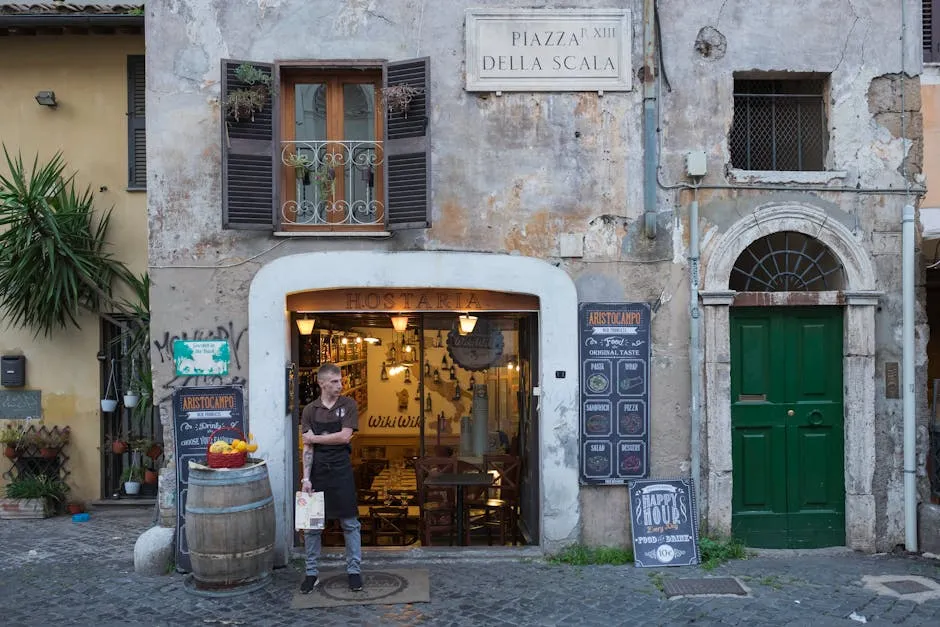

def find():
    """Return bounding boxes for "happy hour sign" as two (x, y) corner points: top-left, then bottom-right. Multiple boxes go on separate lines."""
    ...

(579, 302), (650, 484)
(629, 478), (700, 567)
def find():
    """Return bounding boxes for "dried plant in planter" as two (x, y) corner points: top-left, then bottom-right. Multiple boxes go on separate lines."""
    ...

(225, 63), (273, 123)
(381, 84), (424, 118)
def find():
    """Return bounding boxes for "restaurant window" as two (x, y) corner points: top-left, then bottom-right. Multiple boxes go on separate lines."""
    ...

(220, 58), (430, 232)
(729, 77), (828, 172)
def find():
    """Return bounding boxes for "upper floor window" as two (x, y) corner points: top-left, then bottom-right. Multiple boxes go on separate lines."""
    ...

(221, 58), (429, 233)
(926, 1), (938, 62)
(730, 77), (827, 172)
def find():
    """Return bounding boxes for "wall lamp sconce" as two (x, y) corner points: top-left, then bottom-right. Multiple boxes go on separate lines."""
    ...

(458, 313), (478, 335)
(295, 314), (316, 335)
(35, 91), (58, 107)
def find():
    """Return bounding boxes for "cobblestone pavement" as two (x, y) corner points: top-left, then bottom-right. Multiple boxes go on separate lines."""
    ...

(2, 510), (940, 626)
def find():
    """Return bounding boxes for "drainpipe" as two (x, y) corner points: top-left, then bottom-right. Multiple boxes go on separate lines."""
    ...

(902, 202), (917, 551)
(689, 184), (703, 515)
(642, 0), (658, 239)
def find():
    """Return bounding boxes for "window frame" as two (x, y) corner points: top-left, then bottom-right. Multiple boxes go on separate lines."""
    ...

(276, 61), (386, 233)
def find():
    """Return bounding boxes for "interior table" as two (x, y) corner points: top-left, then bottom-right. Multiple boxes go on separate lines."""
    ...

(423, 472), (494, 546)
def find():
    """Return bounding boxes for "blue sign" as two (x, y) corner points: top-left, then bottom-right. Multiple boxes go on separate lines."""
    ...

(579, 302), (650, 484)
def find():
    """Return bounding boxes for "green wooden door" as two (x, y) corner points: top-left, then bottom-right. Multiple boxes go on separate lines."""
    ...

(730, 307), (844, 548)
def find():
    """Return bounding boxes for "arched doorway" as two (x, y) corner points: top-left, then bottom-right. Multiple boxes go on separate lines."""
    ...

(700, 202), (881, 550)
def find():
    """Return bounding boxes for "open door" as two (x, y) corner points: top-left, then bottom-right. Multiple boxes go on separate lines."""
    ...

(517, 313), (540, 544)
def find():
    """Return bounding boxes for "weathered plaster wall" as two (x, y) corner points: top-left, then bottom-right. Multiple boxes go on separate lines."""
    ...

(0, 35), (147, 502)
(147, 0), (925, 551)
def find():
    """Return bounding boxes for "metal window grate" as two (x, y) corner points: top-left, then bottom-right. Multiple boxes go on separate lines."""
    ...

(926, 0), (936, 62)
(730, 231), (845, 292)
(730, 79), (827, 171)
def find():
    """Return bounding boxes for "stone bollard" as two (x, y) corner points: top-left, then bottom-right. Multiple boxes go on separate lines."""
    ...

(134, 525), (176, 575)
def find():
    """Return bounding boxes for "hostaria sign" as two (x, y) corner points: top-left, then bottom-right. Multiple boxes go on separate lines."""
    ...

(465, 8), (632, 92)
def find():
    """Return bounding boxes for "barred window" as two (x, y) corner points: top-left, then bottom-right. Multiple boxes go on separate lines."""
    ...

(926, 0), (939, 63)
(730, 78), (827, 172)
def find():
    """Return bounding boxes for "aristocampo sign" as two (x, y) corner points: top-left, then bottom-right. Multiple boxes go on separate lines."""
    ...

(465, 9), (632, 92)
(287, 288), (539, 313)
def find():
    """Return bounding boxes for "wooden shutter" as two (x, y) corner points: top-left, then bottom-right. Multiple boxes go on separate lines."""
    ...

(221, 59), (276, 230)
(127, 55), (146, 189)
(926, 1), (940, 62)
(384, 57), (431, 230)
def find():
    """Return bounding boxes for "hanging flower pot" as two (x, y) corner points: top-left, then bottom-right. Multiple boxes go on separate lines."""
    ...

(101, 358), (118, 413)
(146, 443), (163, 459)
(123, 392), (140, 408)
(111, 440), (128, 455)
(4, 445), (17, 459)
(101, 398), (118, 412)
(40, 447), (59, 460)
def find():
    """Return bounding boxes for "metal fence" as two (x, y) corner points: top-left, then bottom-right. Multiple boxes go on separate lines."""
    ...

(730, 80), (827, 171)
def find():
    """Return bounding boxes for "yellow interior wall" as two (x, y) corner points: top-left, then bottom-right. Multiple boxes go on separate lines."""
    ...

(923, 84), (940, 209)
(0, 35), (146, 503)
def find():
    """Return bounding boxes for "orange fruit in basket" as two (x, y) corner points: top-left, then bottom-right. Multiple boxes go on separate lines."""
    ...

(246, 443), (258, 453)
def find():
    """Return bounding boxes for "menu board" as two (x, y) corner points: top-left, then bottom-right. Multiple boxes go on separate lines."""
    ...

(629, 478), (700, 567)
(579, 302), (650, 484)
(173, 385), (245, 572)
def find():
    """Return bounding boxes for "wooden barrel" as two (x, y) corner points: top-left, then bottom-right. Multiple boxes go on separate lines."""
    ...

(185, 460), (275, 592)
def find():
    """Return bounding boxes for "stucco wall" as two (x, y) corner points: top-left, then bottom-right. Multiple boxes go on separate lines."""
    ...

(0, 35), (147, 502)
(146, 0), (926, 552)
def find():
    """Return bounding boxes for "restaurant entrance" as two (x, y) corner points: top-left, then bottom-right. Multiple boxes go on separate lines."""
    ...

(287, 288), (539, 548)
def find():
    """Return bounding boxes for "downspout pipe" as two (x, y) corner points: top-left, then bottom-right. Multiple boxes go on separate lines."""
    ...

(902, 202), (917, 551)
(689, 184), (703, 515)
(642, 0), (658, 239)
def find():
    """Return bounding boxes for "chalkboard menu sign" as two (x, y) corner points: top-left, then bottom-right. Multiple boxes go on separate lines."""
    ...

(173, 385), (245, 572)
(579, 302), (650, 484)
(629, 478), (699, 567)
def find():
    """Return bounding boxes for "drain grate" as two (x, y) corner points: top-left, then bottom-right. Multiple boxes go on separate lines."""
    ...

(662, 577), (747, 598)
(883, 580), (932, 595)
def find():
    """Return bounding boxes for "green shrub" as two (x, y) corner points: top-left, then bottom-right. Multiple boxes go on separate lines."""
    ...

(5, 474), (69, 502)
(698, 535), (748, 570)
(547, 544), (634, 566)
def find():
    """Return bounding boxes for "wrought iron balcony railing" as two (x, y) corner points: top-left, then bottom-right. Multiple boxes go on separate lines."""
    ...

(280, 140), (384, 226)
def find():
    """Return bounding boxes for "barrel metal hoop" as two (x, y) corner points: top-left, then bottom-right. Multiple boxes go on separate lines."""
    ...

(188, 472), (267, 487)
(186, 496), (274, 515)
(189, 544), (275, 560)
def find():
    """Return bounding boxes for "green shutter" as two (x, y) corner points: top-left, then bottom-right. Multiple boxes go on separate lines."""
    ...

(221, 59), (276, 230)
(127, 55), (146, 189)
(385, 57), (430, 230)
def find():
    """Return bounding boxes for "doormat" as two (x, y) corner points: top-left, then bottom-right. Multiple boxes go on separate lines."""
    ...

(290, 569), (430, 608)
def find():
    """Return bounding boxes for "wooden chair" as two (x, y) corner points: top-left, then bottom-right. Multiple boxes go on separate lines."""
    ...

(479, 454), (521, 545)
(370, 506), (412, 545)
(357, 488), (379, 504)
(414, 456), (458, 546)
(386, 489), (417, 506)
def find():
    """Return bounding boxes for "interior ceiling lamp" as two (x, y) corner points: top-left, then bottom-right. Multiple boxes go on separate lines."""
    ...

(295, 314), (316, 335)
(363, 336), (381, 345)
(457, 313), (478, 335)
(35, 90), (57, 107)
(390, 315), (409, 332)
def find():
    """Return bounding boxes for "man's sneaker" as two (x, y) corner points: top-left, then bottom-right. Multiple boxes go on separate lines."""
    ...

(300, 575), (319, 594)
(348, 573), (363, 592)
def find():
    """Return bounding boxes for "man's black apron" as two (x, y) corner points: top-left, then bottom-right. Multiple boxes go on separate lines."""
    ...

(312, 419), (358, 520)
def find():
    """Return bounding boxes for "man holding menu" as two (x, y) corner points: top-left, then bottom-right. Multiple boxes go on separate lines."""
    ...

(299, 363), (362, 593)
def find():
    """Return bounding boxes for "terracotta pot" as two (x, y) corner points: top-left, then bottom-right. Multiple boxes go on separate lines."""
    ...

(146, 444), (163, 459)
(67, 503), (84, 515)
(3, 446), (17, 459)
(40, 447), (59, 460)
(144, 469), (158, 485)
(111, 440), (128, 455)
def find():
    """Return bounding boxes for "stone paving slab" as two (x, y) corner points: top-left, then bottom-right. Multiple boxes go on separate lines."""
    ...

(1, 512), (940, 625)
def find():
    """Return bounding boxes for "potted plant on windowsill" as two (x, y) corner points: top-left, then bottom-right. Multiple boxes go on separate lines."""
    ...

(286, 152), (314, 184)
(121, 465), (144, 496)
(0, 474), (69, 519)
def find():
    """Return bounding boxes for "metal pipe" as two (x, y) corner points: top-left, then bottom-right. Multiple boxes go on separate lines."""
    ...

(689, 185), (703, 519)
(642, 0), (658, 239)
(902, 203), (917, 551)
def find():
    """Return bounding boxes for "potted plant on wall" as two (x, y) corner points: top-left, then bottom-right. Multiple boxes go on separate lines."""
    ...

(121, 465), (143, 496)
(225, 63), (272, 123)
(0, 424), (25, 458)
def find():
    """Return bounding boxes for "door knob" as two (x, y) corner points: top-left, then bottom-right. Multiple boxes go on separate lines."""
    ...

(787, 409), (795, 416)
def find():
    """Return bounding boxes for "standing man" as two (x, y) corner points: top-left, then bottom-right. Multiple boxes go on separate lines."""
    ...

(299, 363), (363, 593)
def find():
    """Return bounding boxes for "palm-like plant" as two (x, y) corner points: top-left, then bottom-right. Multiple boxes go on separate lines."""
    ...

(0, 147), (144, 336)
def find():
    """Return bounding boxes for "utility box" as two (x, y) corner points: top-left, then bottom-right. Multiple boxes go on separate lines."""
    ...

(1, 355), (25, 387)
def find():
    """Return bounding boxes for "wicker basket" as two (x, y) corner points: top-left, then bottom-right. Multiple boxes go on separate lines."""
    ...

(205, 426), (248, 469)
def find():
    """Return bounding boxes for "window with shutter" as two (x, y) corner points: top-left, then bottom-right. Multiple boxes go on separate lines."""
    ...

(222, 58), (431, 232)
(126, 55), (146, 190)
(222, 59), (276, 229)
(926, 0), (939, 63)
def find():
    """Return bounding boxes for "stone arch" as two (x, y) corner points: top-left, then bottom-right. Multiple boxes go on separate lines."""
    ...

(699, 200), (881, 551)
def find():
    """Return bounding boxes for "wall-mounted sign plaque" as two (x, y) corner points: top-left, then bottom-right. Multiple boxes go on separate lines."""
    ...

(446, 319), (505, 371)
(579, 302), (650, 484)
(465, 9), (632, 92)
(173, 340), (230, 376)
